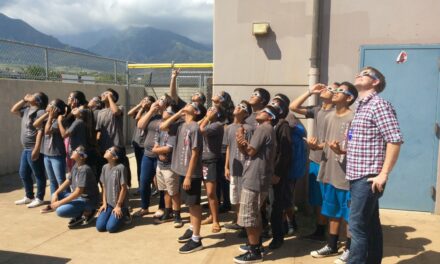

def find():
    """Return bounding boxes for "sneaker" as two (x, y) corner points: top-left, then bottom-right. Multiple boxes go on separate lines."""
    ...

(153, 209), (164, 218)
(27, 198), (44, 208)
(239, 244), (265, 255)
(82, 213), (95, 226)
(233, 251), (263, 263)
(224, 222), (242, 230)
(15, 197), (32, 205)
(151, 187), (158, 196)
(40, 205), (54, 213)
(178, 239), (203, 254)
(68, 216), (84, 228)
(334, 249), (350, 264)
(154, 212), (174, 224)
(178, 228), (193, 243)
(173, 214), (184, 228)
(311, 245), (339, 258)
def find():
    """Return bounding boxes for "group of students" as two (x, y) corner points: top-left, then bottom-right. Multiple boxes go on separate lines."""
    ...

(11, 66), (402, 264)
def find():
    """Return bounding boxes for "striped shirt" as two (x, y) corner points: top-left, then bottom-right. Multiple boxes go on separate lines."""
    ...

(346, 92), (403, 180)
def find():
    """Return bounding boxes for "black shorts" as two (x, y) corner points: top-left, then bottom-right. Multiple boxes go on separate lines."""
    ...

(202, 159), (218, 182)
(179, 176), (202, 206)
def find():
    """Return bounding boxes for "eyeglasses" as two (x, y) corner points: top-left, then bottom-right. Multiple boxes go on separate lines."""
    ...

(251, 91), (262, 98)
(106, 148), (117, 158)
(357, 70), (379, 80)
(270, 101), (284, 114)
(333, 88), (354, 96)
(261, 108), (276, 119)
(237, 103), (249, 113)
(326, 86), (335, 92)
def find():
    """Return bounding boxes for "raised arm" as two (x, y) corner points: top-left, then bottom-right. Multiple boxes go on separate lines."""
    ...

(289, 83), (326, 115)
(169, 68), (180, 102)
(137, 102), (159, 129)
(10, 94), (32, 116)
(160, 108), (183, 131)
(33, 112), (49, 129)
(105, 93), (122, 116)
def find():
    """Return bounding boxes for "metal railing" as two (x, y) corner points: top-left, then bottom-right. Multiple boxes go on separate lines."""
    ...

(0, 38), (127, 84)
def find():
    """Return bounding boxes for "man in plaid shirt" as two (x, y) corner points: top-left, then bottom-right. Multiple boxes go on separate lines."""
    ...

(344, 67), (403, 264)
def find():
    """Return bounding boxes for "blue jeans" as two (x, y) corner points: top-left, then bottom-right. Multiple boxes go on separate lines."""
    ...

(139, 155), (157, 209)
(96, 205), (128, 233)
(56, 192), (96, 218)
(19, 149), (46, 200)
(43, 155), (66, 195)
(348, 176), (383, 264)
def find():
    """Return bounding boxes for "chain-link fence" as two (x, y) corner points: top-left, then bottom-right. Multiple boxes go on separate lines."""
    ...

(128, 67), (213, 107)
(0, 39), (127, 84)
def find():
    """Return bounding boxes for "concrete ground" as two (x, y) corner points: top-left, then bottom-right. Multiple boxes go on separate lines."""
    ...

(1, 154), (440, 264)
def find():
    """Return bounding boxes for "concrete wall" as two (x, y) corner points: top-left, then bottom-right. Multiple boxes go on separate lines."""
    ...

(322, 0), (440, 83)
(0, 79), (135, 175)
(213, 0), (313, 102)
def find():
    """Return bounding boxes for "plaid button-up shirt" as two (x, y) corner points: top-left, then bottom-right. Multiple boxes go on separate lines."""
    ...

(346, 92), (403, 180)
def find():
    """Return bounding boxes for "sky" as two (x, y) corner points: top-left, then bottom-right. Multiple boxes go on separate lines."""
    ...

(0, 0), (213, 44)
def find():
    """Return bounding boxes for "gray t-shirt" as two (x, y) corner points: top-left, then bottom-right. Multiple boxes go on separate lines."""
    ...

(225, 123), (253, 177)
(100, 163), (129, 208)
(143, 115), (162, 158)
(318, 111), (353, 190)
(171, 121), (203, 178)
(305, 106), (335, 163)
(155, 129), (176, 169)
(242, 123), (275, 192)
(202, 121), (224, 160)
(69, 164), (99, 202)
(96, 107), (124, 152)
(132, 125), (146, 146)
(244, 112), (258, 131)
(20, 107), (45, 149)
(41, 120), (66, 157)
(67, 119), (87, 154)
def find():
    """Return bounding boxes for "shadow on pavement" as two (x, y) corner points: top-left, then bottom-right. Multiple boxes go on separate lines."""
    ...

(383, 224), (431, 258)
(396, 250), (440, 264)
(0, 250), (70, 264)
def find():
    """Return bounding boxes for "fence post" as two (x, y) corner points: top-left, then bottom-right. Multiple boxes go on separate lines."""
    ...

(44, 48), (49, 80)
(114, 60), (117, 84)
(125, 61), (130, 145)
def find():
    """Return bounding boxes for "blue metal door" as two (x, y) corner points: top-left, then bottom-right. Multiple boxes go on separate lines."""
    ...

(360, 45), (440, 212)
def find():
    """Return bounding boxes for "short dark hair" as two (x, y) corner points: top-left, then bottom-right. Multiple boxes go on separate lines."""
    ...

(363, 66), (386, 93)
(273, 93), (290, 119)
(240, 100), (252, 117)
(194, 103), (207, 122)
(34, 92), (48, 109)
(71, 91), (87, 106)
(340, 81), (358, 106)
(53, 99), (67, 115)
(146, 96), (156, 103)
(254, 87), (270, 105)
(106, 88), (119, 102)
(264, 104), (280, 126)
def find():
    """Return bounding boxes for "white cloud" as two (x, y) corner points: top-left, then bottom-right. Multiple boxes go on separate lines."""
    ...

(0, 0), (213, 43)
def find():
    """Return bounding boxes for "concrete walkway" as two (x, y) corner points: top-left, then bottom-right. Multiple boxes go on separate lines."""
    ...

(1, 155), (439, 264)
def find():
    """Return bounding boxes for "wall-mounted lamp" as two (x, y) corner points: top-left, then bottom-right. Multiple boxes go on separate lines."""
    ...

(252, 22), (270, 36)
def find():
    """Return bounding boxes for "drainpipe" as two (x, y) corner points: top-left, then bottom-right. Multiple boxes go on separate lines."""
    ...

(307, 0), (322, 135)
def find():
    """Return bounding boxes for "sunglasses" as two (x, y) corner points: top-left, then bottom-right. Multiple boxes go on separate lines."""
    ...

(270, 101), (284, 114)
(237, 103), (249, 113)
(333, 88), (354, 97)
(251, 91), (262, 98)
(106, 148), (118, 158)
(326, 86), (335, 92)
(261, 108), (276, 119)
(358, 70), (379, 80)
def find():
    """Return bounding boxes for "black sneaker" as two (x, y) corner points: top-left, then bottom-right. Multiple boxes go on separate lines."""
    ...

(178, 239), (203, 254)
(154, 212), (174, 224)
(310, 244), (339, 258)
(81, 215), (95, 226)
(238, 244), (265, 255)
(224, 222), (242, 230)
(178, 228), (193, 243)
(173, 215), (184, 228)
(268, 238), (284, 250)
(233, 251), (263, 263)
(68, 216), (83, 228)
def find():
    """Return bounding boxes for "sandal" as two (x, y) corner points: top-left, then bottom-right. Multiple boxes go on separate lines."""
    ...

(212, 222), (221, 233)
(201, 215), (213, 225)
(133, 209), (149, 217)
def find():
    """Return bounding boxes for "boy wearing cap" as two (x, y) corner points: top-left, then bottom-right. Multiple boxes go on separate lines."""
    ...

(233, 105), (278, 263)
(160, 102), (206, 254)
(246, 88), (271, 130)
(267, 94), (292, 250)
(224, 100), (253, 229)
(289, 83), (338, 240)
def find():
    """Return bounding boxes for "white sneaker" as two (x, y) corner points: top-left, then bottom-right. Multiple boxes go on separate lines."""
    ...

(27, 198), (44, 208)
(334, 249), (350, 264)
(15, 197), (32, 205)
